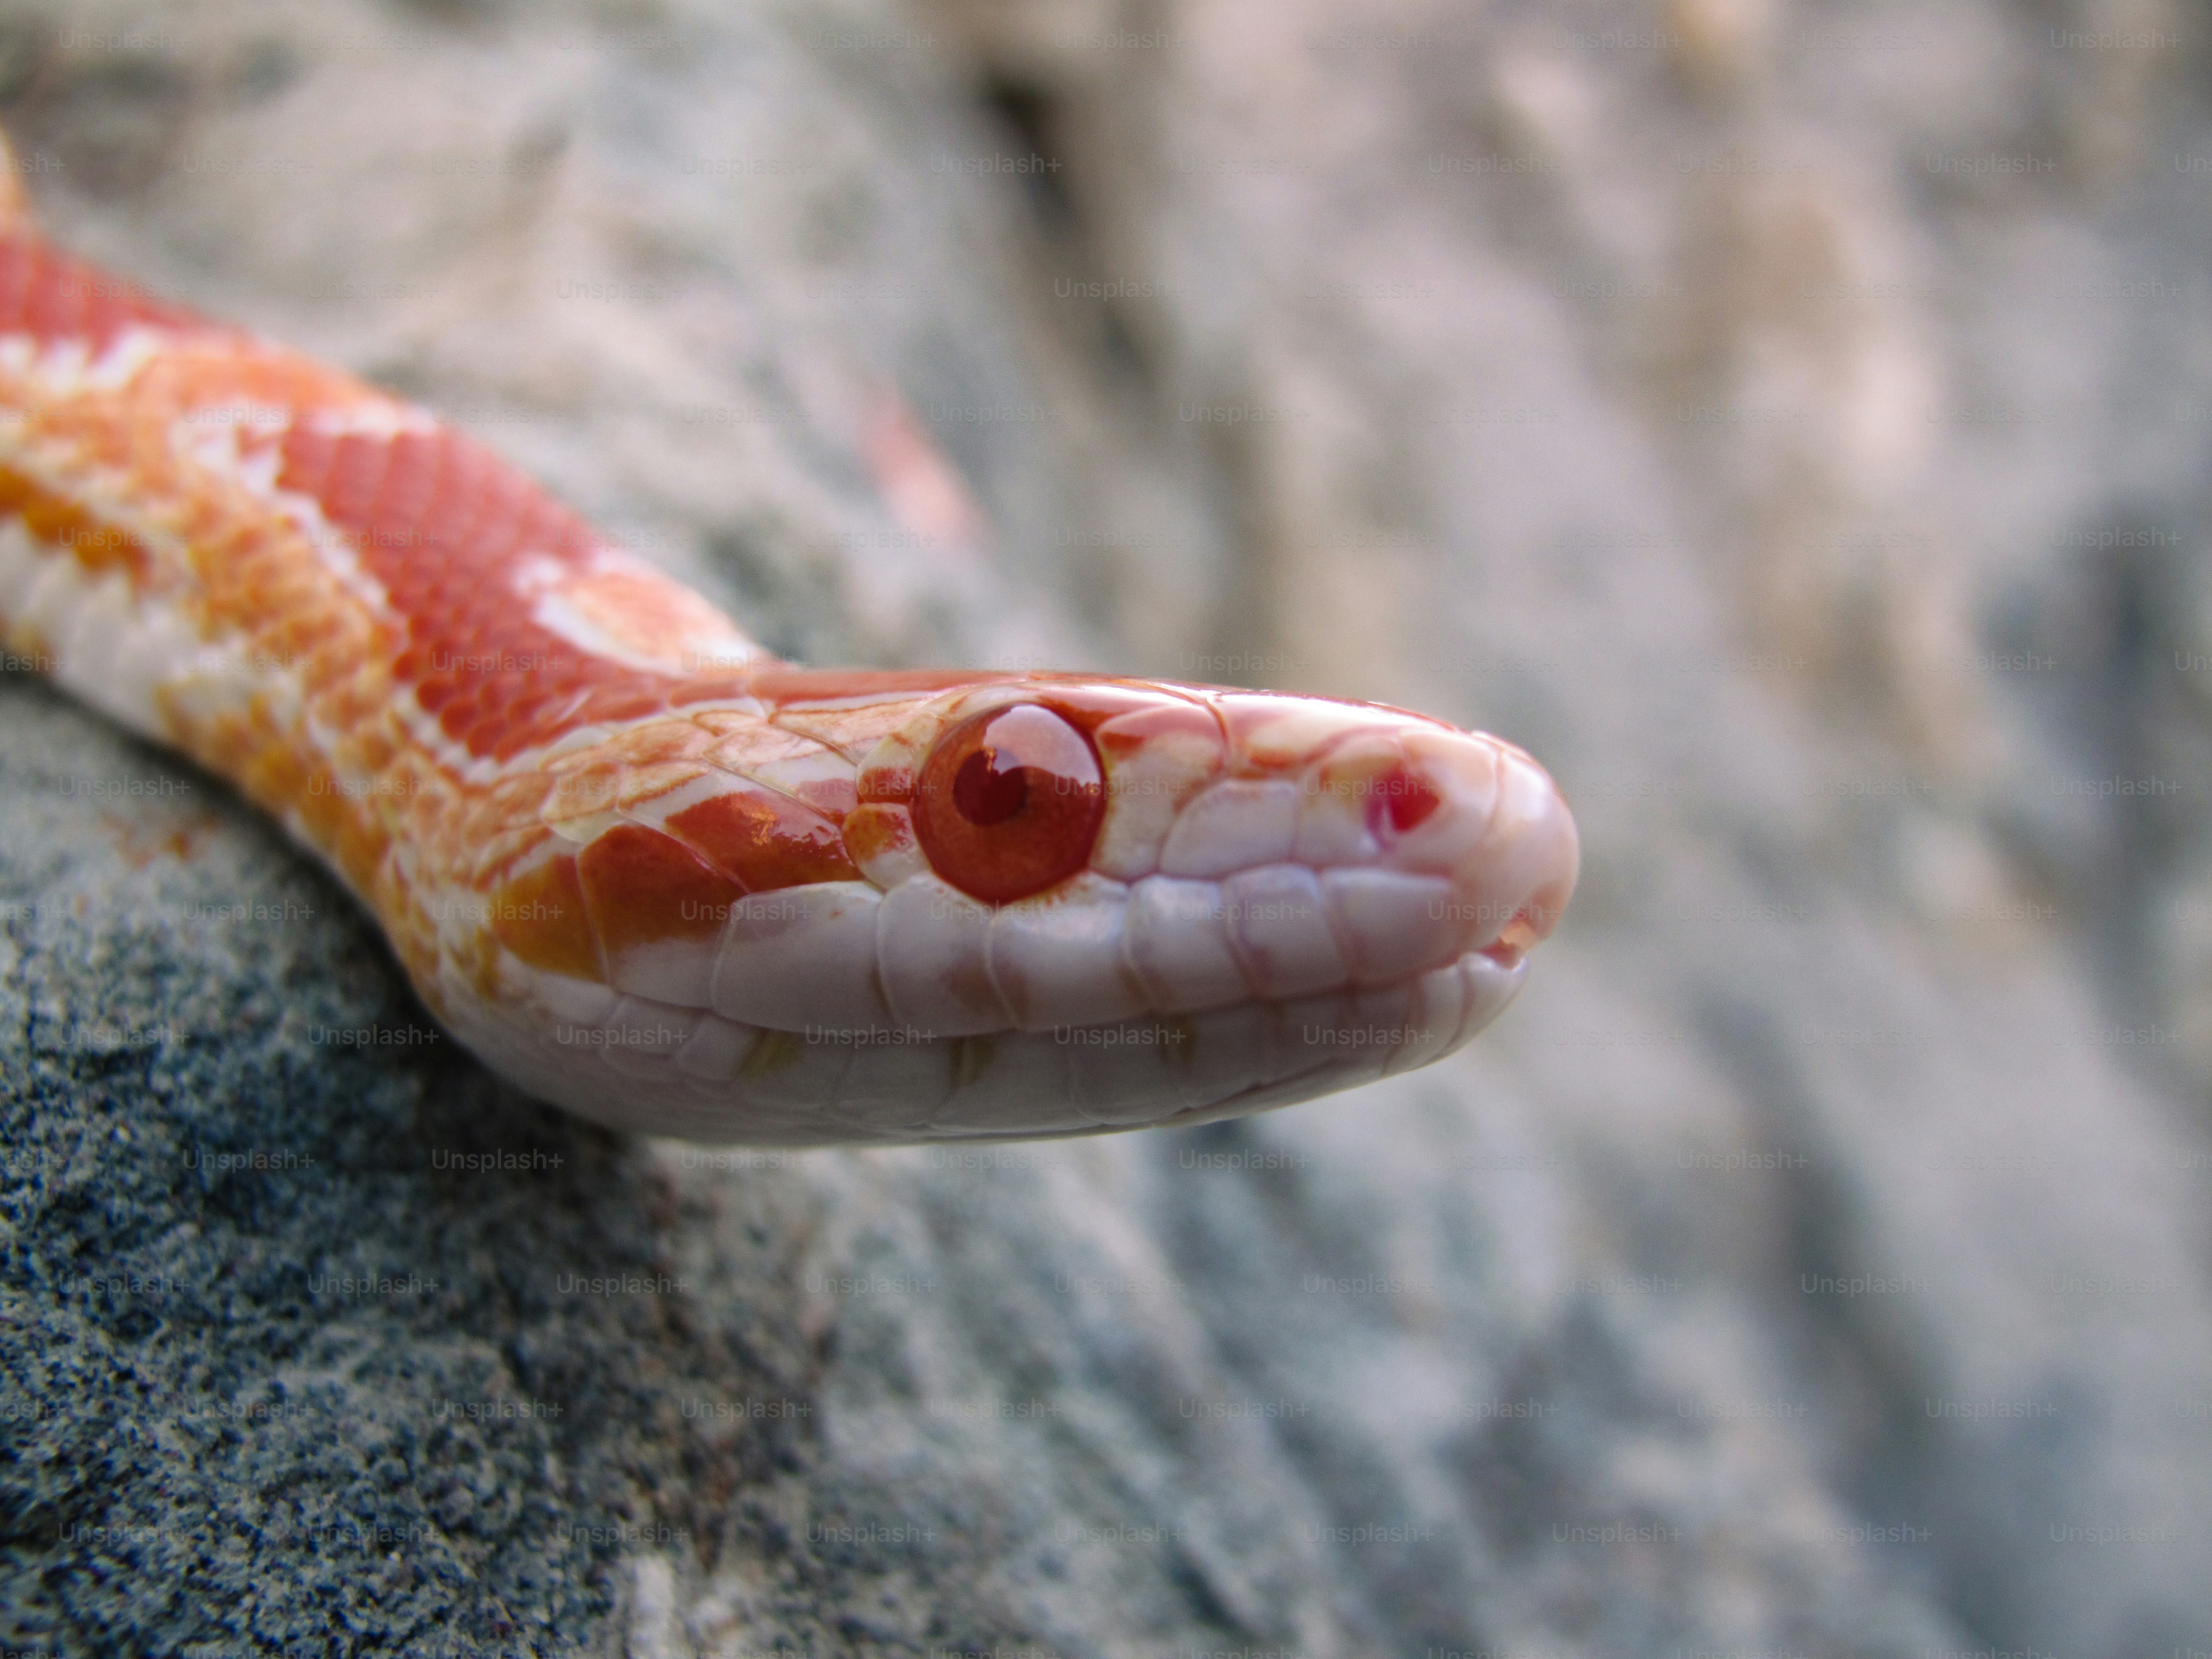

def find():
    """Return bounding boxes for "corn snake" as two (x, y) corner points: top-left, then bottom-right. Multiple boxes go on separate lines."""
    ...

(0, 139), (1577, 1145)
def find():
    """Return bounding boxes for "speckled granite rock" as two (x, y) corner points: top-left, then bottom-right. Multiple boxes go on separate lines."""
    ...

(4, 0), (2210, 1656)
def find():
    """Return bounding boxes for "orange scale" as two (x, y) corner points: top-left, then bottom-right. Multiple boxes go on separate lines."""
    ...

(161, 504), (225, 567)
(442, 580), (503, 618)
(615, 762), (709, 813)
(331, 810), (397, 907)
(441, 552), (501, 595)
(197, 508), (262, 564)
(483, 683), (548, 733)
(486, 706), (570, 765)
(438, 691), (502, 745)
(486, 771), (558, 815)
(841, 801), (915, 875)
(386, 568), (441, 612)
(527, 508), (597, 565)
(420, 617), (494, 663)
(489, 851), (600, 982)
(455, 505), (526, 572)
(301, 694), (364, 756)
(562, 668), (632, 708)
(323, 615), (382, 666)
(701, 732), (818, 779)
(210, 515), (282, 565)
(575, 823), (742, 975)
(421, 455), (497, 546)
(856, 763), (915, 805)
(492, 716), (566, 764)
(365, 548), (416, 593)
(444, 614), (510, 657)
(441, 672), (498, 714)
(295, 655), (351, 708)
(547, 664), (613, 701)
(405, 566), (469, 610)
(420, 631), (488, 674)
(275, 429), (337, 497)
(662, 785), (859, 892)
(314, 434), (394, 526)
(449, 790), (514, 850)
(529, 694), (598, 741)
(501, 601), (571, 644)
(414, 677), (464, 716)
(543, 740), (622, 776)
(236, 735), (316, 825)
(326, 659), (400, 722)
(0, 466), (38, 518)
(170, 490), (243, 543)
(484, 646), (557, 690)
(600, 719), (718, 769)
(248, 572), (334, 631)
(449, 712), (512, 757)
(20, 495), (148, 578)
(17, 246), (88, 341)
(515, 690), (588, 738)
(384, 589), (438, 633)
(546, 697), (612, 740)
(686, 710), (770, 737)
(0, 243), (33, 333)
(431, 606), (493, 637)
(486, 732), (539, 768)
(505, 683), (577, 733)
(468, 825), (555, 890)
(267, 613), (340, 660)
(467, 660), (526, 696)
(511, 715), (575, 757)
(546, 762), (628, 823)
(366, 433), (442, 525)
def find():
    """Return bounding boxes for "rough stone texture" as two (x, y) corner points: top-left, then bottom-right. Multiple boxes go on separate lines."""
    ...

(2, 0), (2209, 1656)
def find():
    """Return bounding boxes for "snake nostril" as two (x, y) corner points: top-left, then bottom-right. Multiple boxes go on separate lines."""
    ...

(1367, 765), (1442, 837)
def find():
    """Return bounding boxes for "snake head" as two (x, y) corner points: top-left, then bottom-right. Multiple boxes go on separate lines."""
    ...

(781, 674), (1579, 1138)
(468, 670), (1575, 1144)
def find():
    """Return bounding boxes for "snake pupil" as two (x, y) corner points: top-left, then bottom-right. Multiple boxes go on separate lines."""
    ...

(953, 745), (1028, 825)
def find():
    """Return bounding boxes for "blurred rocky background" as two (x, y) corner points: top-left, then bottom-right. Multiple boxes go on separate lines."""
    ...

(2, 0), (2209, 1653)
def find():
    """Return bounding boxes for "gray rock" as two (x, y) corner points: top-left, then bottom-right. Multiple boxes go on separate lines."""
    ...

(4, 0), (2209, 1655)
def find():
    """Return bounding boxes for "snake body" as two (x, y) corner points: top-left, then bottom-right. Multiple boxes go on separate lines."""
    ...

(0, 145), (1578, 1145)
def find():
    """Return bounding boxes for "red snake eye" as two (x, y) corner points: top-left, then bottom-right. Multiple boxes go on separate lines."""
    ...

(914, 704), (1104, 903)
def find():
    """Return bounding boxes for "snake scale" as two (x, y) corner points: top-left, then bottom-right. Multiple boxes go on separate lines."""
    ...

(0, 135), (1578, 1145)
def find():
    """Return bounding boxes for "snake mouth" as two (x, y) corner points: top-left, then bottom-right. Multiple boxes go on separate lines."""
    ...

(905, 943), (1533, 1145)
(460, 943), (1527, 1146)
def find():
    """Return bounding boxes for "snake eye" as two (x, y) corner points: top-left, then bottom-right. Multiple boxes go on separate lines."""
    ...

(914, 704), (1104, 903)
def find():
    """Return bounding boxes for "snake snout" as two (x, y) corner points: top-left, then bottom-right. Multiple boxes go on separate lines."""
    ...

(1403, 731), (1578, 967)
(1485, 746), (1580, 961)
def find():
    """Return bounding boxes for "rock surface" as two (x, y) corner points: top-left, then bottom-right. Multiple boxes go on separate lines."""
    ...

(3, 0), (2209, 1655)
